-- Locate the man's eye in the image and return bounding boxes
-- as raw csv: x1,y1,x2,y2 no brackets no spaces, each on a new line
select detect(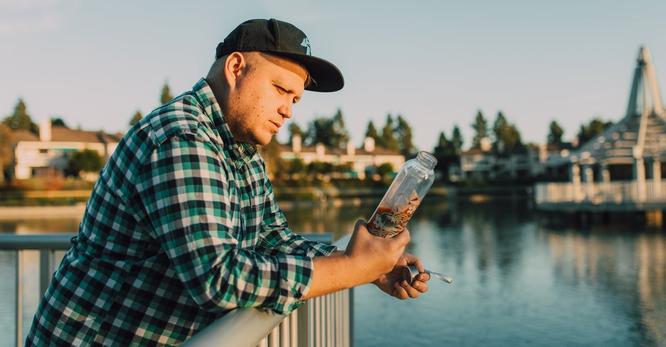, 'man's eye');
275,85,286,94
